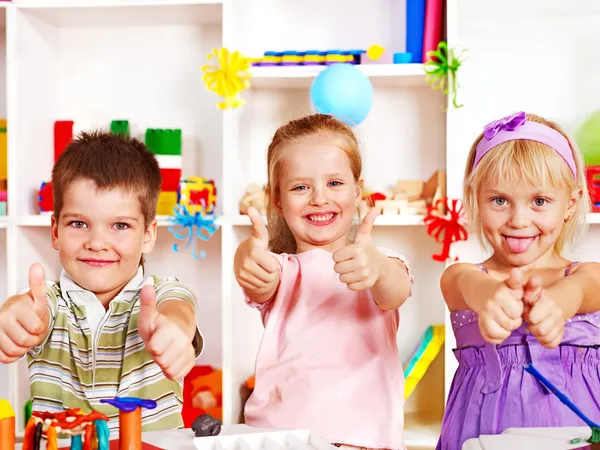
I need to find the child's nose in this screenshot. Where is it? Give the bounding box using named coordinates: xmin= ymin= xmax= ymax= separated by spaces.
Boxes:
xmin=85 ymin=230 xmax=109 ymax=251
xmin=508 ymin=205 xmax=530 ymax=228
xmin=309 ymin=187 xmax=328 ymax=206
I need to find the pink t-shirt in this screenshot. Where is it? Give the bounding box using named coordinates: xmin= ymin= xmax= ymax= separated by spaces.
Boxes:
xmin=244 ymin=247 xmax=413 ymax=449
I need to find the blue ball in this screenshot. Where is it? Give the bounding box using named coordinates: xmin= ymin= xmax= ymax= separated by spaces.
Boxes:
xmin=310 ymin=63 xmax=374 ymax=126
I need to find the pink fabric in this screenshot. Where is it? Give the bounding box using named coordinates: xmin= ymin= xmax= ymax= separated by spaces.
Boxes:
xmin=244 ymin=248 xmax=412 ymax=450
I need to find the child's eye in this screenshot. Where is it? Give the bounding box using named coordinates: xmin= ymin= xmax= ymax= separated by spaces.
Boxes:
xmin=69 ymin=221 xmax=86 ymax=229
xmin=492 ymin=197 xmax=507 ymax=206
xmin=533 ymin=198 xmax=548 ymax=207
xmin=291 ymin=185 xmax=308 ymax=191
xmin=329 ymin=180 xmax=343 ymax=187
xmin=114 ymin=223 xmax=130 ymax=230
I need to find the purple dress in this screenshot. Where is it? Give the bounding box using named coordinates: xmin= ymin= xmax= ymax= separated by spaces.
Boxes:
xmin=437 ymin=262 xmax=600 ymax=450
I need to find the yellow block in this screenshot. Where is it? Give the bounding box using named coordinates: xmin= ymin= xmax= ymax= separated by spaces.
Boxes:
xmin=0 ymin=119 xmax=6 ymax=181
xmin=157 ymin=191 xmax=178 ymax=216
xmin=0 ymin=399 xmax=14 ymax=420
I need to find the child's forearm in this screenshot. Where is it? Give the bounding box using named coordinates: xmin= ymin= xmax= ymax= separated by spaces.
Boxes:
xmin=545 ymin=263 xmax=600 ymax=319
xmin=457 ymin=269 xmax=501 ymax=313
xmin=370 ymin=256 xmax=411 ymax=310
xmin=157 ymin=300 xmax=197 ymax=340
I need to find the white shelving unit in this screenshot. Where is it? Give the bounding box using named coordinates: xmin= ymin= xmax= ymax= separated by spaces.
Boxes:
xmin=0 ymin=0 xmax=466 ymax=448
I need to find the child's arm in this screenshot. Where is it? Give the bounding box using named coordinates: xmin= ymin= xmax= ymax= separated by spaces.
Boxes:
xmin=333 ymin=210 xmax=411 ymax=310
xmin=544 ymin=262 xmax=600 ymax=317
xmin=0 ymin=263 xmax=50 ymax=363
xmin=138 ymin=283 xmax=202 ymax=381
xmin=441 ymin=263 xmax=524 ymax=344
xmin=234 ymin=208 xmax=280 ymax=304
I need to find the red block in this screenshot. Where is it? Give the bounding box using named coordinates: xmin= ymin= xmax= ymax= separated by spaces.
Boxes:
xmin=586 ymin=166 xmax=600 ymax=212
xmin=54 ymin=121 xmax=74 ymax=163
xmin=160 ymin=168 xmax=181 ymax=192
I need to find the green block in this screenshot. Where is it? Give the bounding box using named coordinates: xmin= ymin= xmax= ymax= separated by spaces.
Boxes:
xmin=110 ymin=120 xmax=130 ymax=137
xmin=145 ymin=128 xmax=182 ymax=155
xmin=0 ymin=202 xmax=6 ymax=216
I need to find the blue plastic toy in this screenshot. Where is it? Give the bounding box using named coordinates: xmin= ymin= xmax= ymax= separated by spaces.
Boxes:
xmin=310 ymin=63 xmax=374 ymax=126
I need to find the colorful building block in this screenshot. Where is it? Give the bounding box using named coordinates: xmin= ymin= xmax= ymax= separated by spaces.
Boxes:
xmin=145 ymin=128 xmax=182 ymax=156
xmin=160 ymin=168 xmax=182 ymax=192
xmin=177 ymin=177 xmax=217 ymax=215
xmin=157 ymin=191 xmax=178 ymax=216
xmin=54 ymin=120 xmax=74 ymax=163
xmin=111 ymin=120 xmax=130 ymax=137
xmin=39 ymin=181 xmax=53 ymax=214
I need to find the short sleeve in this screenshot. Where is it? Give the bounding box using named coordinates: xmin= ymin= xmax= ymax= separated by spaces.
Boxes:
xmin=244 ymin=252 xmax=284 ymax=311
xmin=153 ymin=276 xmax=204 ymax=358
xmin=26 ymin=281 xmax=61 ymax=358
xmin=377 ymin=246 xmax=414 ymax=297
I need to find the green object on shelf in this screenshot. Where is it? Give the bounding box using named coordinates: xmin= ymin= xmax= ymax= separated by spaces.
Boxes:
xmin=110 ymin=120 xmax=130 ymax=137
xmin=424 ymin=41 xmax=467 ymax=109
xmin=24 ymin=400 xmax=32 ymax=427
xmin=0 ymin=202 xmax=6 ymax=216
xmin=145 ymin=128 xmax=182 ymax=155
xmin=575 ymin=111 xmax=600 ymax=167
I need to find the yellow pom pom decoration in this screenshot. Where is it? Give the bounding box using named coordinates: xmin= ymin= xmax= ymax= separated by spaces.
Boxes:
xmin=201 ymin=47 xmax=252 ymax=110
xmin=367 ymin=44 xmax=385 ymax=61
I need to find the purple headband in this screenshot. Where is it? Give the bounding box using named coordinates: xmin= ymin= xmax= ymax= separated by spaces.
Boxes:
xmin=473 ymin=111 xmax=577 ymax=179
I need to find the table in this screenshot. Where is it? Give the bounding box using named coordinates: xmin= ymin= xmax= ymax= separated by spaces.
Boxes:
xmin=463 ymin=426 xmax=600 ymax=449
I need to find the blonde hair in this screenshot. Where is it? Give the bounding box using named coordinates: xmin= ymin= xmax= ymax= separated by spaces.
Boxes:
xmin=464 ymin=113 xmax=590 ymax=254
xmin=265 ymin=114 xmax=363 ymax=254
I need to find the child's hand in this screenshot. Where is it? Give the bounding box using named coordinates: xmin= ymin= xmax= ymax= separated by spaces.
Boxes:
xmin=0 ymin=263 xmax=49 ymax=363
xmin=234 ymin=207 xmax=280 ymax=297
xmin=333 ymin=209 xmax=385 ymax=291
xmin=138 ymin=285 xmax=195 ymax=381
xmin=477 ymin=269 xmax=524 ymax=345
xmin=522 ymin=277 xmax=564 ymax=348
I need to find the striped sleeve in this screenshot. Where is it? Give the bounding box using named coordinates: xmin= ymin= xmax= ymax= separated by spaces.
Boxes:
xmin=152 ymin=276 xmax=204 ymax=358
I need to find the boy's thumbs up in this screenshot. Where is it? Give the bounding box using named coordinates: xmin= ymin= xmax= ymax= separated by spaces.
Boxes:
xmin=138 ymin=285 xmax=158 ymax=342
xmin=28 ymin=263 xmax=48 ymax=320
xmin=354 ymin=208 xmax=379 ymax=244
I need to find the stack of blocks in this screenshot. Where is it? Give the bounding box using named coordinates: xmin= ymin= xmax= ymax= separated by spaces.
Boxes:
xmin=144 ymin=127 xmax=182 ymax=216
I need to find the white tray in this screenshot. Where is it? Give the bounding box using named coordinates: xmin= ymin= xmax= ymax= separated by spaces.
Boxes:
xmin=194 ymin=429 xmax=336 ymax=450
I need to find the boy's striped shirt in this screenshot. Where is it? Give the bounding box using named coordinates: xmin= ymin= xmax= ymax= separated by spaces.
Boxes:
xmin=26 ymin=270 xmax=203 ymax=434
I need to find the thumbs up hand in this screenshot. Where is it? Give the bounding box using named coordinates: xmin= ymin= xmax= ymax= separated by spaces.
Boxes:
xmin=477 ymin=268 xmax=525 ymax=345
xmin=234 ymin=207 xmax=280 ymax=300
xmin=0 ymin=263 xmax=50 ymax=363
xmin=138 ymin=285 xmax=196 ymax=381
xmin=521 ymin=275 xmax=563 ymax=349
xmin=333 ymin=209 xmax=385 ymax=291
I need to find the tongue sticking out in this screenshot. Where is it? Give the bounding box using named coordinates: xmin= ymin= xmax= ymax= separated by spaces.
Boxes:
xmin=505 ymin=236 xmax=536 ymax=254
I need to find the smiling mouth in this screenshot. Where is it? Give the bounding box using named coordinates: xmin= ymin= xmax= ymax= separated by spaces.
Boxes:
xmin=305 ymin=213 xmax=337 ymax=225
xmin=503 ymin=235 xmax=538 ymax=254
xmin=79 ymin=259 xmax=116 ymax=267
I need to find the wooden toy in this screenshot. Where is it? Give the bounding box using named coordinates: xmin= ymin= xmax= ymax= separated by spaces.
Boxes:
xmin=239 ymin=183 xmax=266 ymax=215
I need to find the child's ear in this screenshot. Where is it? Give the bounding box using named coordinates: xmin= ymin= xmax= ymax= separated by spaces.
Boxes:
xmin=51 ymin=215 xmax=59 ymax=251
xmin=355 ymin=178 xmax=364 ymax=204
xmin=566 ymin=187 xmax=583 ymax=220
xmin=142 ymin=219 xmax=158 ymax=254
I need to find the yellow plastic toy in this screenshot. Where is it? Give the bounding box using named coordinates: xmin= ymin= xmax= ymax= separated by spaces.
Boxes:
xmin=403 ymin=324 xmax=445 ymax=399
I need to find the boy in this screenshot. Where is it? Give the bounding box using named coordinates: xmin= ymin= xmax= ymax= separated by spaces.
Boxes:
xmin=0 ymin=131 xmax=203 ymax=432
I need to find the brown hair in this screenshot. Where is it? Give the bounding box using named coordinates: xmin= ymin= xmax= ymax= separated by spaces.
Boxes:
xmin=464 ymin=113 xmax=590 ymax=254
xmin=52 ymin=130 xmax=162 ymax=228
xmin=265 ymin=114 xmax=363 ymax=254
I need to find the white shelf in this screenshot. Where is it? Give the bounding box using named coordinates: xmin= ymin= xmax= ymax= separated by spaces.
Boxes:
xmin=230 ymin=214 xmax=426 ymax=227
xmin=0 ymin=217 xmax=7 ymax=228
xmin=404 ymin=412 xmax=442 ymax=449
xmin=249 ymin=64 xmax=427 ymax=89
xmin=14 ymin=1 xmax=223 ymax=26
xmin=589 ymin=213 xmax=600 ymax=224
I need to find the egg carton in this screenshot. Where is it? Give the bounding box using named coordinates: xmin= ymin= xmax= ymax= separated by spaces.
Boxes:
xmin=194 ymin=429 xmax=336 ymax=450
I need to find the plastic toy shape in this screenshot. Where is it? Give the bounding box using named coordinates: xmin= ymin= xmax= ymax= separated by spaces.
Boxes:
xmin=191 ymin=414 xmax=221 ymax=437
xmin=100 ymin=397 xmax=157 ymax=450
xmin=201 ymin=47 xmax=251 ymax=110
